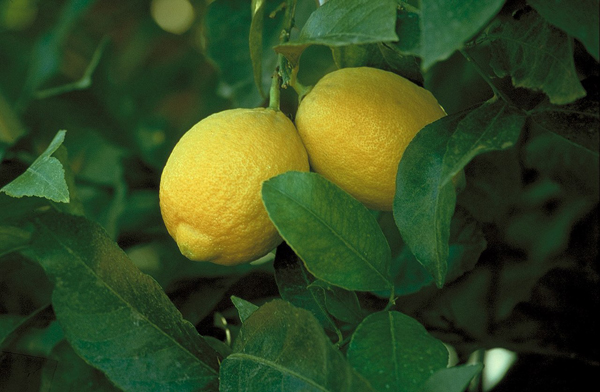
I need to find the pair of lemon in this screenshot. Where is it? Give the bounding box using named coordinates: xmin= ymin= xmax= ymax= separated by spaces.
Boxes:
xmin=159 ymin=67 xmax=446 ymax=266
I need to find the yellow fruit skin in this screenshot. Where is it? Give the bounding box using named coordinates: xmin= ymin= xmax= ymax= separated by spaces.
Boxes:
xmin=295 ymin=67 xmax=446 ymax=211
xmin=159 ymin=108 xmax=309 ymax=265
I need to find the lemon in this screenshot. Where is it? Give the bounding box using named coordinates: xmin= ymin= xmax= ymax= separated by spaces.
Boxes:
xmin=295 ymin=67 xmax=446 ymax=211
xmin=159 ymin=108 xmax=309 ymax=265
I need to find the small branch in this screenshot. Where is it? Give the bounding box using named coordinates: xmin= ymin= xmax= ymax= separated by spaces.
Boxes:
xmin=460 ymin=48 xmax=512 ymax=105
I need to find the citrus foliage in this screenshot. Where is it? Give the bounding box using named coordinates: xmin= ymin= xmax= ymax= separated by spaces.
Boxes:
xmin=1 ymin=0 xmax=598 ymax=391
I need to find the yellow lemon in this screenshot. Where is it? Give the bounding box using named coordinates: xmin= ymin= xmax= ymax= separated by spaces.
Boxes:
xmin=159 ymin=108 xmax=309 ymax=265
xmin=295 ymin=67 xmax=446 ymax=211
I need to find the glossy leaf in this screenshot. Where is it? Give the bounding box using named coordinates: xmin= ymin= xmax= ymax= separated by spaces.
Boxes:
xmin=1 ymin=130 xmax=69 ymax=203
xmin=25 ymin=212 xmax=220 ymax=392
xmin=528 ymin=0 xmax=599 ymax=61
xmin=419 ymin=0 xmax=505 ymax=70
xmin=263 ymin=171 xmax=393 ymax=292
xmin=347 ymin=311 xmax=448 ymax=392
xmin=275 ymin=0 xmax=398 ymax=67
xmin=219 ymin=300 xmax=374 ymax=392
xmin=487 ymin=10 xmax=586 ymax=105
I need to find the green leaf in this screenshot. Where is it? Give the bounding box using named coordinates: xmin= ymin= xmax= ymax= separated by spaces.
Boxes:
xmin=219 ymin=299 xmax=374 ymax=392
xmin=394 ymin=114 xmax=465 ymax=288
xmin=262 ymin=171 xmax=393 ymax=292
xmin=308 ymin=280 xmax=364 ymax=325
xmin=25 ymin=211 xmax=220 ymax=392
xmin=231 ymin=295 xmax=259 ymax=323
xmin=347 ymin=311 xmax=448 ymax=392
xmin=43 ymin=340 xmax=121 ymax=392
xmin=528 ymin=0 xmax=599 ymax=61
xmin=205 ymin=0 xmax=281 ymax=107
xmin=421 ymin=364 xmax=483 ymax=392
xmin=249 ymin=0 xmax=267 ymax=98
xmin=395 ymin=101 xmax=524 ymax=288
xmin=418 ymin=0 xmax=505 ymax=70
xmin=1 ymin=130 xmax=69 ymax=203
xmin=441 ymin=98 xmax=526 ymax=186
xmin=0 ymin=226 xmax=32 ymax=257
xmin=529 ymin=97 xmax=600 ymax=153
xmin=275 ymin=0 xmax=398 ymax=67
xmin=273 ymin=243 xmax=339 ymax=333
xmin=487 ymin=10 xmax=586 ymax=105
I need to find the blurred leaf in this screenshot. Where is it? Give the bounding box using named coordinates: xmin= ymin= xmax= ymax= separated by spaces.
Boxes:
xmin=524 ymin=129 xmax=599 ymax=197
xmin=275 ymin=0 xmax=398 ymax=67
xmin=263 ymin=171 xmax=393 ymax=292
xmin=394 ymin=114 xmax=465 ymax=288
xmin=393 ymin=7 xmax=421 ymax=53
xmin=219 ymin=299 xmax=374 ymax=392
xmin=528 ymin=0 xmax=599 ymax=61
xmin=18 ymin=0 xmax=96 ymax=107
xmin=273 ymin=243 xmax=339 ymax=333
xmin=441 ymin=98 xmax=526 ymax=186
xmin=0 ymin=315 xmax=26 ymax=346
xmin=487 ymin=10 xmax=586 ymax=105
xmin=205 ymin=0 xmax=282 ymax=107
xmin=308 ymin=280 xmax=364 ymax=325
xmin=1 ymin=130 xmax=69 ymax=203
xmin=231 ymin=295 xmax=259 ymax=323
xmin=0 ymin=225 xmax=31 ymax=257
xmin=42 ymin=340 xmax=120 ymax=392
xmin=331 ymin=43 xmax=385 ymax=69
xmin=421 ymin=363 xmax=483 ymax=392
xmin=418 ymin=0 xmax=505 ymax=70
xmin=24 ymin=211 xmax=220 ymax=392
xmin=347 ymin=311 xmax=448 ymax=392
xmin=250 ymin=0 xmax=267 ymax=98
xmin=529 ymin=97 xmax=600 ymax=153
xmin=0 ymin=305 xmax=59 ymax=355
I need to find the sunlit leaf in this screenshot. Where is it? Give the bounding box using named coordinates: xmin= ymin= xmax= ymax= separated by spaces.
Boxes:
xmin=263 ymin=171 xmax=393 ymax=292
xmin=275 ymin=0 xmax=398 ymax=67
xmin=347 ymin=311 xmax=448 ymax=392
xmin=1 ymin=130 xmax=69 ymax=203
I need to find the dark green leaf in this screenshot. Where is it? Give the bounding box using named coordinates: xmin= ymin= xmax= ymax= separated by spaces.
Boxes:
xmin=347 ymin=311 xmax=448 ymax=392
xmin=205 ymin=0 xmax=281 ymax=107
xmin=441 ymin=98 xmax=526 ymax=186
xmin=1 ymin=130 xmax=69 ymax=203
xmin=529 ymin=98 xmax=600 ymax=153
xmin=231 ymin=295 xmax=259 ymax=323
xmin=0 ymin=226 xmax=32 ymax=257
xmin=25 ymin=212 xmax=220 ymax=392
xmin=274 ymin=243 xmax=339 ymax=333
xmin=275 ymin=0 xmax=398 ymax=67
xmin=487 ymin=10 xmax=586 ymax=105
xmin=43 ymin=340 xmax=121 ymax=392
xmin=263 ymin=171 xmax=393 ymax=292
xmin=394 ymin=114 xmax=465 ymax=287
xmin=419 ymin=0 xmax=505 ymax=70
xmin=528 ymin=0 xmax=599 ymax=61
xmin=308 ymin=280 xmax=364 ymax=325
xmin=219 ymin=299 xmax=374 ymax=392
xmin=421 ymin=364 xmax=483 ymax=392
xmin=250 ymin=0 xmax=267 ymax=98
